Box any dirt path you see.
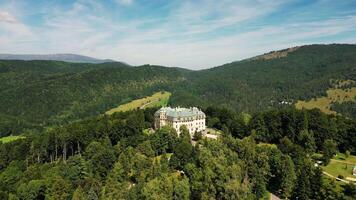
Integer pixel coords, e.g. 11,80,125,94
140,99,158,109
322,171,355,184
330,159,356,165
270,193,280,200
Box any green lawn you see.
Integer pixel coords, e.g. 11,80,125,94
0,135,26,143
333,152,356,163
295,85,356,115
321,153,356,180
106,91,171,114
322,162,354,178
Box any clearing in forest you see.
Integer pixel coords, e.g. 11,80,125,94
0,135,26,143
106,91,171,114
295,80,356,115
321,152,356,183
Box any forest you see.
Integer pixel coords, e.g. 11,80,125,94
0,106,355,200
0,44,356,136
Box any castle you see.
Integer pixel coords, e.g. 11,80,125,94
154,107,206,135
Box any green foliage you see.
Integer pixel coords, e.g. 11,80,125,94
297,130,316,155
345,150,350,158
0,106,354,199
322,139,337,165
1,44,356,135
0,161,25,193
150,126,178,155
84,139,116,179
331,101,356,118
193,131,202,141
16,180,46,200
278,155,296,198
320,178,343,200
45,176,72,200
343,183,356,199
141,174,190,200
72,186,86,200
169,136,194,170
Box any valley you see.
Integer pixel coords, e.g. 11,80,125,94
1,44,355,135
1,0,356,198
0,44,355,199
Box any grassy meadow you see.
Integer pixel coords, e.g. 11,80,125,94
106,91,171,114
321,152,356,180
295,84,356,114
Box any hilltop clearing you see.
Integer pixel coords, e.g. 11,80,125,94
295,80,356,115
106,91,171,114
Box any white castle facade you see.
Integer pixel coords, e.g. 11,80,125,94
154,107,206,135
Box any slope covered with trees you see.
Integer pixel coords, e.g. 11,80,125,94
0,61,189,135
0,107,355,199
0,44,355,135
179,44,356,111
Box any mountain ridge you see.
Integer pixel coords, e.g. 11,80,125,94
0,53,119,64
0,44,355,135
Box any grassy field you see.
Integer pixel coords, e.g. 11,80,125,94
321,153,356,180
106,91,171,114
0,135,26,143
323,162,354,178
333,152,356,163
295,83,356,114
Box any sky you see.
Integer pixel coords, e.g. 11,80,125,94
0,0,356,69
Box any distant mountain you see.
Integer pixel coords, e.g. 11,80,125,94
0,44,355,135
0,53,117,64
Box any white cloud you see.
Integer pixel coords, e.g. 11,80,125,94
0,0,355,69
95,15,356,69
0,9,36,52
0,11,17,23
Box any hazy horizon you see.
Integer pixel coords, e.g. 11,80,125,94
1,0,356,69
1,43,355,70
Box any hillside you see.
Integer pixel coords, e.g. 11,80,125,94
182,44,356,112
0,61,189,135
0,106,355,199
295,80,356,115
0,44,355,135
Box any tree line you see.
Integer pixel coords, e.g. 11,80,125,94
0,107,355,199
1,44,356,135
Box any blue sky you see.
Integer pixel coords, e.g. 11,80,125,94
0,0,356,69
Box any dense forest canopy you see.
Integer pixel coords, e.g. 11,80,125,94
0,44,355,135
0,107,355,199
